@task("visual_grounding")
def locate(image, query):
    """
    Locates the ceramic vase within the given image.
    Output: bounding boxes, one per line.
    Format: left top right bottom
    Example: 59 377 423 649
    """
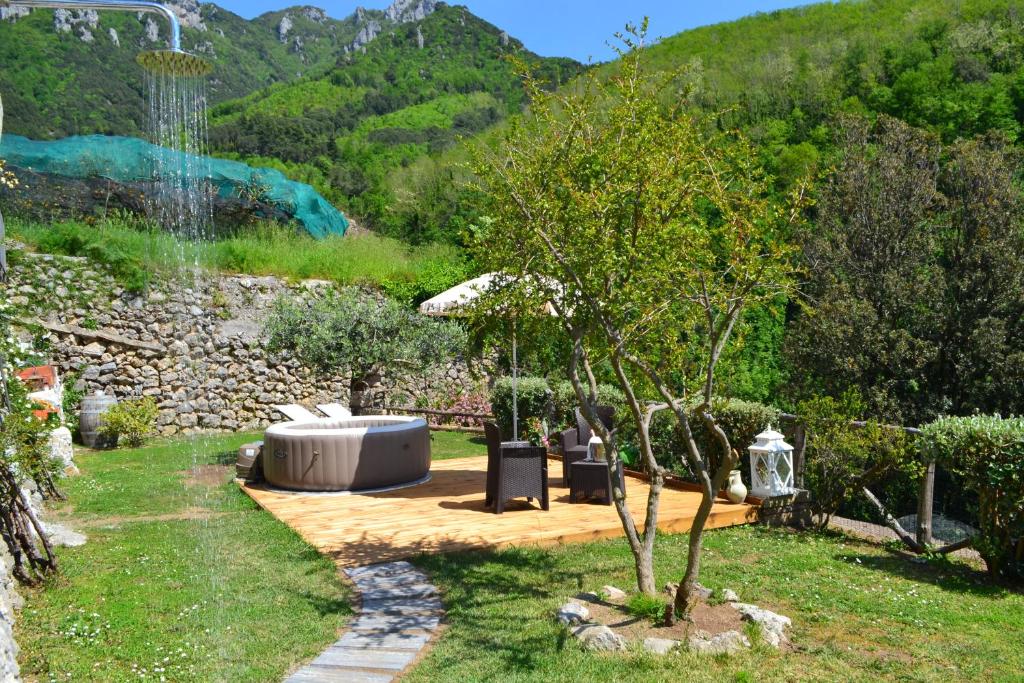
726 469 747 504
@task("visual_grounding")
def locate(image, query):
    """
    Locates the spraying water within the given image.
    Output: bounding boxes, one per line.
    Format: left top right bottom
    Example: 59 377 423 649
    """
146 69 213 241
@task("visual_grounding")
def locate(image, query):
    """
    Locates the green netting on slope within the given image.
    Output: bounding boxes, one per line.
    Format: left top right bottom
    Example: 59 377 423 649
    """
0 134 348 239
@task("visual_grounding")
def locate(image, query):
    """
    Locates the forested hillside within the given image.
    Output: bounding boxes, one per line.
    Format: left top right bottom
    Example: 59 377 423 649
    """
345 0 1024 244
207 4 581 242
0 0 413 139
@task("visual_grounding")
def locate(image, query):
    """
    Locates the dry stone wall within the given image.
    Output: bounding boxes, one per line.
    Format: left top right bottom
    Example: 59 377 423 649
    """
6 247 480 435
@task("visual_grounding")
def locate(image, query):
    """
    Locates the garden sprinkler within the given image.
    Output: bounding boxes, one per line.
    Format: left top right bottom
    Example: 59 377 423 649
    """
2 0 213 76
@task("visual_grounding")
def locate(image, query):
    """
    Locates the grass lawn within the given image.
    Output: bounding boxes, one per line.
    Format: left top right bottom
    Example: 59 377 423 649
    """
17 432 353 682
430 428 486 460
21 429 1022 681
407 527 1024 682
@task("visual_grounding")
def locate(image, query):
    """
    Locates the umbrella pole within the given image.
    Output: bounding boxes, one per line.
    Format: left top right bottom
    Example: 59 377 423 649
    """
512 321 518 441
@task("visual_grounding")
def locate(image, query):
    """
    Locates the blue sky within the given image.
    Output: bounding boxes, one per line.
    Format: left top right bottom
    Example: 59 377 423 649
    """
215 0 812 62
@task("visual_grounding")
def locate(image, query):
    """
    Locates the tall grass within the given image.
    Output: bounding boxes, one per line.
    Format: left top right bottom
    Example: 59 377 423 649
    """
7 216 469 301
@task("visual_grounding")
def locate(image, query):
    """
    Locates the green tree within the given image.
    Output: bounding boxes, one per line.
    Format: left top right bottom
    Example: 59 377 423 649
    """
786 115 1024 423
470 22 806 621
264 287 466 415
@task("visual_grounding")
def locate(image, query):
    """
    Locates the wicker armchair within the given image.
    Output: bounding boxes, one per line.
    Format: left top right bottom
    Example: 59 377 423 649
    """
484 422 550 514
558 406 615 487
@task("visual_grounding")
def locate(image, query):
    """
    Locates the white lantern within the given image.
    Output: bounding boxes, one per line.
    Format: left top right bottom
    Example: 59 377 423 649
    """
748 425 794 498
588 435 605 461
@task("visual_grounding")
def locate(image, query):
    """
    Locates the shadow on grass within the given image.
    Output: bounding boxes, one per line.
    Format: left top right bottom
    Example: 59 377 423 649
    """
411 546 585 673
832 549 1009 597
298 591 355 619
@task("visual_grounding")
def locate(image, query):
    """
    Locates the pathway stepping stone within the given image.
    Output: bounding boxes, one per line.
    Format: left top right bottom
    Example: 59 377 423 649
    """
284 561 442 683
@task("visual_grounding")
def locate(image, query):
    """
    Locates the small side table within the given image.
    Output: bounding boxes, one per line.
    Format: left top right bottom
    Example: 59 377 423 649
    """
569 459 624 505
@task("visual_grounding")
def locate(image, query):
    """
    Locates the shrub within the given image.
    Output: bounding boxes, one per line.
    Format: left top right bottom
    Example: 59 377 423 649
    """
489 376 551 439
647 398 781 478
99 397 159 448
61 371 85 439
549 379 627 432
918 415 1024 581
798 393 915 528
625 592 667 622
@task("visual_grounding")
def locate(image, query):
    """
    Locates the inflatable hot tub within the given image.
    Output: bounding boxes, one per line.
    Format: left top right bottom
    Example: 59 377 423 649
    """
262 416 431 492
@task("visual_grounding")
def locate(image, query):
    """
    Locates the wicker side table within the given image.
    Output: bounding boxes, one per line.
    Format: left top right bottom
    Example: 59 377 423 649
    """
569 459 624 505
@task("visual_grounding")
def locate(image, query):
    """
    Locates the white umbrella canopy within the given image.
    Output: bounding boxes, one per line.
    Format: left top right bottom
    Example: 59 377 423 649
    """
419 273 499 317
419 273 561 441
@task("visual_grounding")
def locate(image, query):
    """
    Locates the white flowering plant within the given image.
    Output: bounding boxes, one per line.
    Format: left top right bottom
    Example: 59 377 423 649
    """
0 159 16 190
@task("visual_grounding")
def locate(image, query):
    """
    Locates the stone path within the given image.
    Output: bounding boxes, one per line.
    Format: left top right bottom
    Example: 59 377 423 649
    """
285 561 443 683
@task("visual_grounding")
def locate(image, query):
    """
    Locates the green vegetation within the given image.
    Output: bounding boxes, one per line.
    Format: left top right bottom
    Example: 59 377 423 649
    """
470 25 805 615
8 216 468 300
409 525 1024 682
430 429 486 461
264 287 467 414
0 5 364 139
98 396 159 448
918 415 1024 580
208 4 580 242
624 592 668 622
784 115 1024 424
16 433 352 681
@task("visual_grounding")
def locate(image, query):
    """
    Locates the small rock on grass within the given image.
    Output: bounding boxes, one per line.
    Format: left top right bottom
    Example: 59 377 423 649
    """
601 585 627 602
573 623 627 652
687 629 751 655
729 603 791 648
720 588 740 603
643 637 681 655
556 600 590 626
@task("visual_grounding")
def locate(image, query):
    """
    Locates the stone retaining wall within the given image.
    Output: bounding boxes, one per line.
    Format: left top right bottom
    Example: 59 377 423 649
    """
6 247 482 435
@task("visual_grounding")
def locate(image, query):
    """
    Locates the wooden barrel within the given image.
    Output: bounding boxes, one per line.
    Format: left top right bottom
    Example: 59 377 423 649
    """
79 391 118 449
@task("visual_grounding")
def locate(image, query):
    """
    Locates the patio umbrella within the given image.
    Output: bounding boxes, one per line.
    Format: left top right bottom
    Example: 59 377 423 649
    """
420 273 557 441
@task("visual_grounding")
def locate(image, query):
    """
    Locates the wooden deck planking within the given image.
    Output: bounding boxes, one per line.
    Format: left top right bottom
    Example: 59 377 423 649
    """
242 456 758 567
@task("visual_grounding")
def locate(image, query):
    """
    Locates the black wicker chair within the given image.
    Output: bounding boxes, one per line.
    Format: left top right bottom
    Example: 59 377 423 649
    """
558 406 615 487
484 422 550 514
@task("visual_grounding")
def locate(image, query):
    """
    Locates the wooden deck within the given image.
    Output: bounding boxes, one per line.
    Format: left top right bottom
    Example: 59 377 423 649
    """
242 456 758 567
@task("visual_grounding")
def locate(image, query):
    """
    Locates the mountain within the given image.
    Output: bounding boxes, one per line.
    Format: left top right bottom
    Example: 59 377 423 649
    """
206 3 581 241
0 0 447 139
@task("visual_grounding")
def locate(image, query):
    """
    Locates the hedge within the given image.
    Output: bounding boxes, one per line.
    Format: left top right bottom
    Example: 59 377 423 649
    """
490 376 627 440
489 376 552 439
918 415 1024 581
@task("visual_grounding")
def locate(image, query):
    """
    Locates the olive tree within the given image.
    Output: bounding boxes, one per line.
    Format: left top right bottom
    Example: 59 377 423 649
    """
470 23 806 621
265 287 467 414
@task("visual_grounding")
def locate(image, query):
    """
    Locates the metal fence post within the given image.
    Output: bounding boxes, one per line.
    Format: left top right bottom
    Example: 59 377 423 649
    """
916 459 936 547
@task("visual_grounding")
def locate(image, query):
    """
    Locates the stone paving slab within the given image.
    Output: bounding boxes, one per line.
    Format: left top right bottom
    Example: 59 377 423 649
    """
284 561 442 683
286 665 394 683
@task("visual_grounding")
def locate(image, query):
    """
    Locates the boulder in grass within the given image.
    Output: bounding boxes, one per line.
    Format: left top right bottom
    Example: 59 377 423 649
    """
556 600 590 626
573 623 627 652
643 637 681 655
687 629 751 655
601 585 627 602
729 602 791 648
720 588 740 603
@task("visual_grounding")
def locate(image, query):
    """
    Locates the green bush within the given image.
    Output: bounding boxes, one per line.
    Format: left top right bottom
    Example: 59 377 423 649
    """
918 415 1024 582
549 379 627 432
647 398 781 477
99 397 159 448
799 393 915 528
489 376 551 439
